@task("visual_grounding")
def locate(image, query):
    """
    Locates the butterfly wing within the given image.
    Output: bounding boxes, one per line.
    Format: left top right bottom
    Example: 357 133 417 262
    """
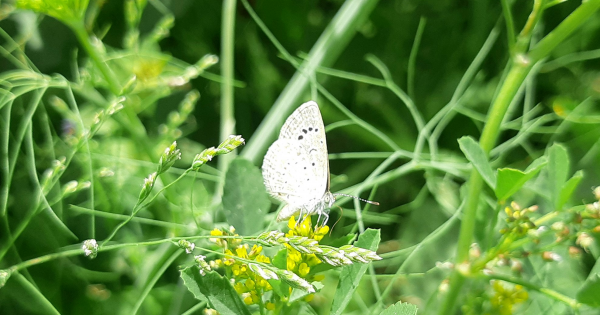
263 139 325 219
262 101 330 221
278 101 329 197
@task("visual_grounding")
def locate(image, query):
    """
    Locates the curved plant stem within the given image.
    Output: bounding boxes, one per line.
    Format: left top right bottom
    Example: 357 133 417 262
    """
240 0 381 164
70 21 121 95
437 1 600 313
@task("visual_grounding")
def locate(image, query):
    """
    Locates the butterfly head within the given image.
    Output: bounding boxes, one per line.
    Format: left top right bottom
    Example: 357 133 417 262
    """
323 191 336 208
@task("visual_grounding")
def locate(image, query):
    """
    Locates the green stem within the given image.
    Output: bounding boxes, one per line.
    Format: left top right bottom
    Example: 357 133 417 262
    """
407 17 426 101
438 61 532 315
438 2 600 313
100 169 192 247
529 0 600 63
8 235 248 274
218 0 237 172
70 22 121 95
500 0 516 53
240 0 380 164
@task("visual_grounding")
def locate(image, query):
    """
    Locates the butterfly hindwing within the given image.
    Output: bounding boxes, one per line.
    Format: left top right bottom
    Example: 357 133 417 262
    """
262 139 324 204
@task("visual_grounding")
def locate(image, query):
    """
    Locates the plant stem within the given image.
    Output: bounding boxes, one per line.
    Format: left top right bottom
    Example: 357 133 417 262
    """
500 0 515 53
70 21 121 95
219 0 237 172
438 1 600 313
407 17 426 101
240 0 380 164
439 60 532 315
529 0 600 63
100 169 192 247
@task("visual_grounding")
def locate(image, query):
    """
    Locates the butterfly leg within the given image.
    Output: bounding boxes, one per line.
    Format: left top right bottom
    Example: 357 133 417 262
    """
316 211 322 227
295 207 307 227
316 210 329 227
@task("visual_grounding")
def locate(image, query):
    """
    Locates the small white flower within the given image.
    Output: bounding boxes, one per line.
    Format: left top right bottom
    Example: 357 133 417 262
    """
82 239 99 259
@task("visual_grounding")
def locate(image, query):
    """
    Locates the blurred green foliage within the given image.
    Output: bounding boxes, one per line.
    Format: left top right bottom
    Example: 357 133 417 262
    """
1 0 600 314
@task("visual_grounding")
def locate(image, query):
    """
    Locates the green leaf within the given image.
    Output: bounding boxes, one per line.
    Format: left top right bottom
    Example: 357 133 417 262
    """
576 274 600 307
272 247 288 270
321 233 356 247
379 301 418 315
576 256 600 307
558 170 583 210
330 229 381 315
180 267 251 315
222 158 270 235
458 136 496 189
290 282 324 303
495 156 546 202
548 144 570 210
268 248 289 298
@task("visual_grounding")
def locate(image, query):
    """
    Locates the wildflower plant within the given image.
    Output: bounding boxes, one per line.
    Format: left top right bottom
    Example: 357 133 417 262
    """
180 217 382 314
2 1 600 315
446 143 600 314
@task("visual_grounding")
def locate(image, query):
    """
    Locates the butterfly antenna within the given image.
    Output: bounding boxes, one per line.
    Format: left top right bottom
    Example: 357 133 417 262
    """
333 193 380 206
330 205 343 237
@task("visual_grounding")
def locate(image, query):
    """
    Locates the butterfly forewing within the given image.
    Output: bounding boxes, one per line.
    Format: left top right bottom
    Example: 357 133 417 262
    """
278 101 329 196
262 101 330 220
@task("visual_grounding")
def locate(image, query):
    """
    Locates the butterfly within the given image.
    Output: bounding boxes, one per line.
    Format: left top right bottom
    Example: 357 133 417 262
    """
262 101 377 226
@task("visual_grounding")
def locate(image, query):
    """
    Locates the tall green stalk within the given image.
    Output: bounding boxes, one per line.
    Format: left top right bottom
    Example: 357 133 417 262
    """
438 1 600 314
219 0 237 171
240 0 380 164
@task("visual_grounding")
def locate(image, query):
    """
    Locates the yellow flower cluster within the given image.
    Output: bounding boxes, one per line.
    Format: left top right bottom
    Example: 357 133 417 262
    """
209 228 274 308
490 280 529 315
209 226 241 249
285 216 328 301
500 202 537 237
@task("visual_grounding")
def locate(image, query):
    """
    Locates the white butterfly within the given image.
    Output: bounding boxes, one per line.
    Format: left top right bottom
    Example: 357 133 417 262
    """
262 101 377 226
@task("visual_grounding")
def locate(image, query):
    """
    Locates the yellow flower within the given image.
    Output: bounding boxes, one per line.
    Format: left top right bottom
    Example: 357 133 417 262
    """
236 246 248 259
242 292 260 305
266 302 275 310
242 293 253 305
232 264 241 276
249 245 263 258
298 262 310 277
234 282 247 294
223 250 235 266
288 249 302 263
306 254 321 266
314 225 329 241
304 294 314 302
287 258 296 271
287 216 298 230
490 281 529 315
256 254 271 264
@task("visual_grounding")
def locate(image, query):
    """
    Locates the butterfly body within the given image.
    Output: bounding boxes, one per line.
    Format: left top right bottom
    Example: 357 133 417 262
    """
262 101 334 225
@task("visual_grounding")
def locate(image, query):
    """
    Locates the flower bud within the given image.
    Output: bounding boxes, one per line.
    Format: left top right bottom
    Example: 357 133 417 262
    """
82 239 99 259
